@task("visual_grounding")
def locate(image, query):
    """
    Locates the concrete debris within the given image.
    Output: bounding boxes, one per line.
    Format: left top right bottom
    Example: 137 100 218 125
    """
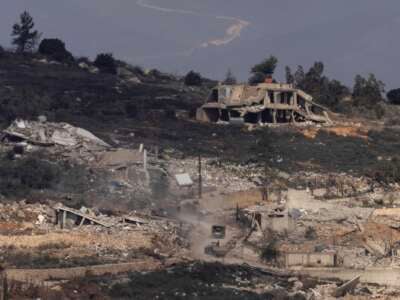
99 148 144 169
3 119 110 149
175 173 194 187
362 237 389 257
332 275 361 297
372 208 400 229
55 205 113 228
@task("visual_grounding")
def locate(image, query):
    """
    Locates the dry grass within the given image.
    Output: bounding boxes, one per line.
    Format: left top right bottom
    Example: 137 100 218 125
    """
0 230 152 251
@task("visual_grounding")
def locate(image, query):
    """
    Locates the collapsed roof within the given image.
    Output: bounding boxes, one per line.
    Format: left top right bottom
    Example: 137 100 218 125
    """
196 83 332 125
2 119 110 149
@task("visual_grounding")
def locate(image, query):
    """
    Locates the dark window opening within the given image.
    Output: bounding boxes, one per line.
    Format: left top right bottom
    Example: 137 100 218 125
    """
286 92 293 105
276 110 290 123
261 109 273 123
269 92 275 104
204 108 219 122
311 105 324 115
280 93 285 104
298 97 306 109
220 109 230 122
230 110 241 118
244 112 259 124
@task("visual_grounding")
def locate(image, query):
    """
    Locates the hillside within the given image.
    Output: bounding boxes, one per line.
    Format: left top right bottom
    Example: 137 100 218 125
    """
1 52 400 299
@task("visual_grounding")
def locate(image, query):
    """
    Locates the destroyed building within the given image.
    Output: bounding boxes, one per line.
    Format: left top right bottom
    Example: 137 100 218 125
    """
196 83 332 125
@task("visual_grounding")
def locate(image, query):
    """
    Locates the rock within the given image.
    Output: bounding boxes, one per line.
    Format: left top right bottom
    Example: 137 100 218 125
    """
37 115 47 123
127 76 141 84
289 208 302 219
36 214 45 225
16 210 25 219
78 62 89 69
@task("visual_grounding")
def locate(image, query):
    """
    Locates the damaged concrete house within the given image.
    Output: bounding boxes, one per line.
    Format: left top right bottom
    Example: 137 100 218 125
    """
196 82 332 125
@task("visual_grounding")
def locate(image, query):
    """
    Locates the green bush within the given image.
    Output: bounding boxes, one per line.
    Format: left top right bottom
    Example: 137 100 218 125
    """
387 88 400 105
0 45 4 58
184 71 202 86
94 53 117 74
38 38 74 63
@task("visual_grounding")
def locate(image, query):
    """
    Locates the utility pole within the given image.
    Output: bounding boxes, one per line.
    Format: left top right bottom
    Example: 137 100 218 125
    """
198 154 202 199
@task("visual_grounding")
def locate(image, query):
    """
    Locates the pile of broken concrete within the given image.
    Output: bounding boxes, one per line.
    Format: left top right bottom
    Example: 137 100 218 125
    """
3 118 110 149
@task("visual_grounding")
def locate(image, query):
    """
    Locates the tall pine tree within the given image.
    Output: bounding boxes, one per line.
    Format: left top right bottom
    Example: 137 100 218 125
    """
11 11 41 53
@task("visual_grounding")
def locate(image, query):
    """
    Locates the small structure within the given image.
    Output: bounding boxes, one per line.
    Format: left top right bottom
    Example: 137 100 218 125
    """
282 251 337 268
242 205 294 233
196 83 331 125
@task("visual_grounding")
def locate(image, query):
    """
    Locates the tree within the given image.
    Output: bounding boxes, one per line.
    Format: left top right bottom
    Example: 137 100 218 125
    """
248 72 265 85
285 66 294 84
38 38 73 62
387 88 400 105
94 53 117 74
290 62 349 108
223 68 237 85
249 55 278 84
251 55 278 76
184 70 202 86
352 73 385 107
293 65 305 89
11 11 41 53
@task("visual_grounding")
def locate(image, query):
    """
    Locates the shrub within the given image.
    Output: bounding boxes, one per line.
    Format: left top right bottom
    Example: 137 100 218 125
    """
0 153 60 197
305 226 317 240
38 38 74 62
387 88 400 105
184 71 202 86
94 53 117 74
371 157 400 184
260 234 278 262
0 45 4 58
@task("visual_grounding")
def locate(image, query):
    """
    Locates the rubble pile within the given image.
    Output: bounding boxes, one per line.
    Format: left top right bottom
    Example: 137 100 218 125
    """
2 119 111 163
167 157 259 193
0 200 189 269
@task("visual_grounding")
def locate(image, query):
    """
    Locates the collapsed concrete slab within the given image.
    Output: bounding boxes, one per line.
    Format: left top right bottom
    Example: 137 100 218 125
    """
3 119 110 149
55 205 112 228
196 83 332 125
98 148 144 169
